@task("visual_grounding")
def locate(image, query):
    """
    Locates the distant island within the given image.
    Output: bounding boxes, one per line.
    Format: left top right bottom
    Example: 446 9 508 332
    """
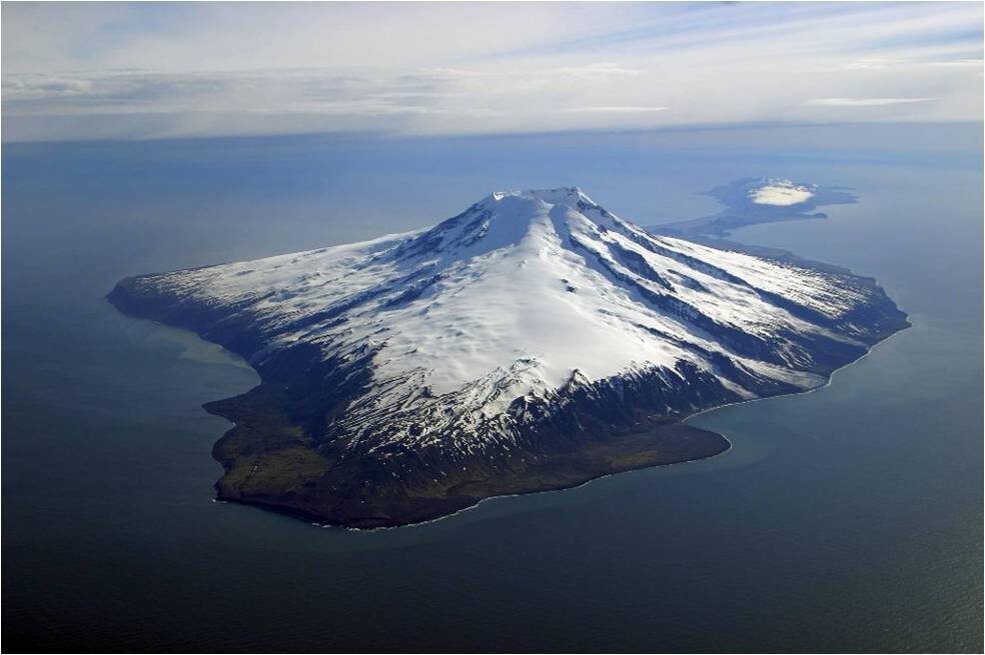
109 186 908 528
652 177 858 238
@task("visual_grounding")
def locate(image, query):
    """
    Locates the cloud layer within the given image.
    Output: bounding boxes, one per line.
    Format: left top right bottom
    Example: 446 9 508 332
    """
2 2 982 141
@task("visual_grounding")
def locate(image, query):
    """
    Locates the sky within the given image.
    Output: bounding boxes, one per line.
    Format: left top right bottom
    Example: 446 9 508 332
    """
2 1 982 142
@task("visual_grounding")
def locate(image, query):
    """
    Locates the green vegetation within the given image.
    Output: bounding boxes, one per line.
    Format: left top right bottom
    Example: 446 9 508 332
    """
204 383 729 529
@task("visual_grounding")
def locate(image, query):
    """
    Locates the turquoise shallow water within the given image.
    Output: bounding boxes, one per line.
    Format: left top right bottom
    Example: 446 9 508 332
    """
3 125 982 651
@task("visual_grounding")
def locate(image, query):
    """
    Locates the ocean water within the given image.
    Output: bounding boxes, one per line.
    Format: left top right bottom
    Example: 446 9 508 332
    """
3 124 982 652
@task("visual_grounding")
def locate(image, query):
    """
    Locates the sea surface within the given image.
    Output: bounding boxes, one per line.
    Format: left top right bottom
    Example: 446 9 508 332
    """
3 124 982 652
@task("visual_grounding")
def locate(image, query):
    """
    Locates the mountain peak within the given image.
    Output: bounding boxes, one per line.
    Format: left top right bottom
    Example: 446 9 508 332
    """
393 186 621 262
483 187 606 216
489 186 591 205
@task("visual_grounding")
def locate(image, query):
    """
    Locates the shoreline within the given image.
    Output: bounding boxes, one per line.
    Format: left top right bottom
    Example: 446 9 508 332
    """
684 318 913 425
234 420 738 533
201 390 732 529
332 426 738 533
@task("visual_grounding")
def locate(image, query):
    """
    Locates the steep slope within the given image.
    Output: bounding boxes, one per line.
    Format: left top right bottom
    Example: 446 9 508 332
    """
109 187 909 527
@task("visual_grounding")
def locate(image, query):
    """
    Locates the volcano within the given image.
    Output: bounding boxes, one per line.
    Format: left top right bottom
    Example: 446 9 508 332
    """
109 187 908 527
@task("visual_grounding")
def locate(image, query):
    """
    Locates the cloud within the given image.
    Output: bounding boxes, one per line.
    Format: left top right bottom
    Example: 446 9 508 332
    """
840 58 896 71
551 63 647 78
3 76 96 97
806 97 937 107
564 106 668 114
1 2 981 141
414 62 647 82
925 59 984 68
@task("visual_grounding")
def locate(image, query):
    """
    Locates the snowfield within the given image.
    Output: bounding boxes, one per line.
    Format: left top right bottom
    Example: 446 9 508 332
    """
120 187 903 455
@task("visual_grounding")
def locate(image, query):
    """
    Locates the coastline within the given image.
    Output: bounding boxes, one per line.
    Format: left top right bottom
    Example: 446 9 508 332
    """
214 421 734 532
684 318 913 425
200 385 732 529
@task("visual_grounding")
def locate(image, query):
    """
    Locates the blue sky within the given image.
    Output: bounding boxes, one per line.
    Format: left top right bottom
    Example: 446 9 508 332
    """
2 2 982 142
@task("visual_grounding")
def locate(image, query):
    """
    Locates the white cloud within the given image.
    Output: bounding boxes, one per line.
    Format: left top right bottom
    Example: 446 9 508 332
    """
926 59 984 68
2 76 94 97
806 97 937 107
564 106 668 114
841 58 897 71
551 63 648 78
1 2 981 141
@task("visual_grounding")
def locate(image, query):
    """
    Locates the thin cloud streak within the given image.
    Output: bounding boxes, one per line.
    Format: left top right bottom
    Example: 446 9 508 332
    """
564 106 669 113
807 97 937 107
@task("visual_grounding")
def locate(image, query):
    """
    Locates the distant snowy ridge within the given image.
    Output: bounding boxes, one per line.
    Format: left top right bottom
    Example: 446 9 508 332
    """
110 187 906 472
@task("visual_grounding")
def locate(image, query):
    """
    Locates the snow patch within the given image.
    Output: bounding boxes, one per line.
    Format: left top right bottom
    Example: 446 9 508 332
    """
748 180 814 206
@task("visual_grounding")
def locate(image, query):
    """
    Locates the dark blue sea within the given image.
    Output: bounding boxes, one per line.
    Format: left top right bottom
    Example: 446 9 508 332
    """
3 123 982 651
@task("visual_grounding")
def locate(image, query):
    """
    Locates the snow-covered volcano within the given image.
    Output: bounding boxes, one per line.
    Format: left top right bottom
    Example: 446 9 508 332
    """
109 187 907 526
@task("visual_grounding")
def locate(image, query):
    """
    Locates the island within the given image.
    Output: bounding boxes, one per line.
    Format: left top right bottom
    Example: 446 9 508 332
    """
108 186 909 528
653 177 858 238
